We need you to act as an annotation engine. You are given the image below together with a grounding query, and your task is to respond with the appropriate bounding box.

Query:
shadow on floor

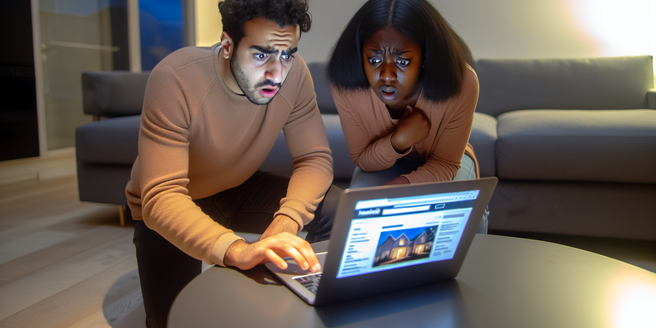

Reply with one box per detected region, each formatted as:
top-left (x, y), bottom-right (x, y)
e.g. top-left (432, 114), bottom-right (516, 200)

top-left (103, 269), bottom-right (145, 327)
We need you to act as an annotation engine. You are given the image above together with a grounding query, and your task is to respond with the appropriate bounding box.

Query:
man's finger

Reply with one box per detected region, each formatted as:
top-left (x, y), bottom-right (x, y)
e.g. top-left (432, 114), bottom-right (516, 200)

top-left (276, 242), bottom-right (311, 271)
top-left (257, 235), bottom-right (306, 268)
top-left (293, 241), bottom-right (321, 272)
top-left (264, 248), bottom-right (288, 269)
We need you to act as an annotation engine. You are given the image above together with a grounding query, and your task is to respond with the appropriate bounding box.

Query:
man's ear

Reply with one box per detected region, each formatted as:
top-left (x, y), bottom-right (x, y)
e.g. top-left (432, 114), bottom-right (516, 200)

top-left (220, 32), bottom-right (233, 59)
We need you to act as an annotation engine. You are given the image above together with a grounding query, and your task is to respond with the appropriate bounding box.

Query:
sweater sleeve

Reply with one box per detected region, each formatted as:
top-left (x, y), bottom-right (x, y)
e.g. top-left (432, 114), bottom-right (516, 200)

top-left (137, 64), bottom-right (243, 267)
top-left (332, 86), bottom-right (410, 172)
top-left (274, 58), bottom-right (334, 229)
top-left (403, 69), bottom-right (480, 183)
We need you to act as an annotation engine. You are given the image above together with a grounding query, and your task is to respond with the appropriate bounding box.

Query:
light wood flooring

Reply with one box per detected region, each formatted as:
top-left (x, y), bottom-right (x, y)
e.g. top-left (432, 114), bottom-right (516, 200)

top-left (1, 175), bottom-right (654, 328)
top-left (0, 175), bottom-right (145, 328)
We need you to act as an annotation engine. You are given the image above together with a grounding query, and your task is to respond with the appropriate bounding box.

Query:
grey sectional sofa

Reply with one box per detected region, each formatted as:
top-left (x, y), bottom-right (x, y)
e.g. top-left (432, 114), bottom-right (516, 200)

top-left (474, 56), bottom-right (656, 240)
top-left (76, 56), bottom-right (656, 240)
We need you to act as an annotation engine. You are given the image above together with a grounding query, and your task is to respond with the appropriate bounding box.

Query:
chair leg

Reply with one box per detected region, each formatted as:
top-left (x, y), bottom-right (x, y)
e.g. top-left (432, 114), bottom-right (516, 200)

top-left (119, 205), bottom-right (126, 227)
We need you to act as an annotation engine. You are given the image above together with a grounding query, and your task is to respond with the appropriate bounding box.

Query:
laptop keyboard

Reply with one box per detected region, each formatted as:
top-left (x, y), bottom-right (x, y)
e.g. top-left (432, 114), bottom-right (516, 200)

top-left (293, 273), bottom-right (322, 294)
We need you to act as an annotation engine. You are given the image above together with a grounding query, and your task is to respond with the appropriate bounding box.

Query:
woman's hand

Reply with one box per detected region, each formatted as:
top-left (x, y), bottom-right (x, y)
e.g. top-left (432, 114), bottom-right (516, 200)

top-left (383, 176), bottom-right (411, 186)
top-left (391, 106), bottom-right (431, 153)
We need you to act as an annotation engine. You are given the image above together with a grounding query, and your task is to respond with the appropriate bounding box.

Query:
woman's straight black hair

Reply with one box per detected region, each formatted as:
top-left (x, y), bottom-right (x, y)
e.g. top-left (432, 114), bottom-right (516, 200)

top-left (327, 0), bottom-right (473, 103)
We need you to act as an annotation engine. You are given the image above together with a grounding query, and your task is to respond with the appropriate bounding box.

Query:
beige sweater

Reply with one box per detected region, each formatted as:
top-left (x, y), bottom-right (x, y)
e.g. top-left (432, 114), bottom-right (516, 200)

top-left (126, 44), bottom-right (333, 266)
top-left (332, 66), bottom-right (480, 182)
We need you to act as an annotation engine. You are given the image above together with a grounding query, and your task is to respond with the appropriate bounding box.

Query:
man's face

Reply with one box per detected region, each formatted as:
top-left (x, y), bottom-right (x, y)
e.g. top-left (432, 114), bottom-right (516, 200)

top-left (362, 27), bottom-right (422, 111)
top-left (230, 16), bottom-right (300, 105)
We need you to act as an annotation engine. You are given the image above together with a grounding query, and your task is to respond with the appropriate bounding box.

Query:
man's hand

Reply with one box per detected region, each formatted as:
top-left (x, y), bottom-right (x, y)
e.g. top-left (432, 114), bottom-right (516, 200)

top-left (223, 215), bottom-right (319, 273)
top-left (223, 232), bottom-right (321, 273)
top-left (391, 106), bottom-right (431, 153)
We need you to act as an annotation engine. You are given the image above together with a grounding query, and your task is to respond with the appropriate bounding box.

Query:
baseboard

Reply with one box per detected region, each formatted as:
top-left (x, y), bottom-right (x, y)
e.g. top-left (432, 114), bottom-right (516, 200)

top-left (0, 148), bottom-right (76, 185)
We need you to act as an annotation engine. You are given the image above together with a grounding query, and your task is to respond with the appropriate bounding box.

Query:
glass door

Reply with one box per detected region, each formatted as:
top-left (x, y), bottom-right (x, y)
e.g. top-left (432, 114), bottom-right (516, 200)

top-left (37, 0), bottom-right (129, 150)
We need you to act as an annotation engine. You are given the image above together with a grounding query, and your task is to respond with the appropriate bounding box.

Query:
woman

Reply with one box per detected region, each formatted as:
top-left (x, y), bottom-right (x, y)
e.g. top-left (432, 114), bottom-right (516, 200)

top-left (327, 0), bottom-right (487, 232)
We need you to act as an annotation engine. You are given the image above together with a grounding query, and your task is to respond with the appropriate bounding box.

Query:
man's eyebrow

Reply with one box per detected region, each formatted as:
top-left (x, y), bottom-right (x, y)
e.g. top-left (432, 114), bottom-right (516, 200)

top-left (250, 46), bottom-right (278, 54)
top-left (282, 47), bottom-right (298, 56)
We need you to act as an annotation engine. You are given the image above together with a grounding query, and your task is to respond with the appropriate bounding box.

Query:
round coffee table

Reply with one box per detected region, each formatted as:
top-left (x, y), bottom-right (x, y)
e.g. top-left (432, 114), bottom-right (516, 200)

top-left (169, 235), bottom-right (656, 328)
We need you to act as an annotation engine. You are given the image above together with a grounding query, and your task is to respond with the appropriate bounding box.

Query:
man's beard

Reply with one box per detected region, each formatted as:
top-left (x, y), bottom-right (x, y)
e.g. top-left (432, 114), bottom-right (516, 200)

top-left (230, 58), bottom-right (281, 105)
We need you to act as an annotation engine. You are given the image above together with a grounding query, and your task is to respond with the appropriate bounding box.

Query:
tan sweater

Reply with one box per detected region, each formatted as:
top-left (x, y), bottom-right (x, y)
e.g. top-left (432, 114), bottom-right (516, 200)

top-left (126, 44), bottom-right (333, 266)
top-left (332, 66), bottom-right (480, 183)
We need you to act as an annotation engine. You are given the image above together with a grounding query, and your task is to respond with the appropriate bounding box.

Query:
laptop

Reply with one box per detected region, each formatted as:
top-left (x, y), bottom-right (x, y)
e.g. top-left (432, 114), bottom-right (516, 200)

top-left (266, 177), bottom-right (497, 306)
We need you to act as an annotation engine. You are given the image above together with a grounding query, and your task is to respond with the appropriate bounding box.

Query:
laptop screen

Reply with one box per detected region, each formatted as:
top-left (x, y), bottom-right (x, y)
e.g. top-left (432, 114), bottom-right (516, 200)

top-left (336, 189), bottom-right (479, 279)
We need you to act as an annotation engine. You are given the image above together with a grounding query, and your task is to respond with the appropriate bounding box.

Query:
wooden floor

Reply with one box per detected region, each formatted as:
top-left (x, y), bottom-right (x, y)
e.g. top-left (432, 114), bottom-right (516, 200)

top-left (0, 175), bottom-right (654, 328)
top-left (0, 176), bottom-right (145, 328)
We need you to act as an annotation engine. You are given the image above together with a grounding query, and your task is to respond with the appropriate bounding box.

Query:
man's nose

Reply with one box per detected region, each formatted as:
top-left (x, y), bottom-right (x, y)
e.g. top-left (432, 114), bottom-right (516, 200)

top-left (264, 58), bottom-right (283, 84)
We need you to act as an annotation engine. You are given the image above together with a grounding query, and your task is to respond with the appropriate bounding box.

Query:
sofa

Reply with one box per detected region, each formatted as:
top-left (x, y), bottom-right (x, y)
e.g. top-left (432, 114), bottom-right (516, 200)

top-left (474, 56), bottom-right (656, 241)
top-left (76, 56), bottom-right (656, 240)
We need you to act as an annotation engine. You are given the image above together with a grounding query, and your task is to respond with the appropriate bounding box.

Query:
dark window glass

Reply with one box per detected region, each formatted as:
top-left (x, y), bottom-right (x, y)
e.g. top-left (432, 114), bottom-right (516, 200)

top-left (139, 0), bottom-right (184, 70)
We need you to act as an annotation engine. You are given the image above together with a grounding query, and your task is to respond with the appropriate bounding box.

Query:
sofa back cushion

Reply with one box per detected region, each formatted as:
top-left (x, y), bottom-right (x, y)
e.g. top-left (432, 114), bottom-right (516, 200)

top-left (83, 63), bottom-right (339, 117)
top-left (475, 56), bottom-right (654, 117)
top-left (307, 62), bottom-right (338, 114)
top-left (82, 71), bottom-right (151, 117)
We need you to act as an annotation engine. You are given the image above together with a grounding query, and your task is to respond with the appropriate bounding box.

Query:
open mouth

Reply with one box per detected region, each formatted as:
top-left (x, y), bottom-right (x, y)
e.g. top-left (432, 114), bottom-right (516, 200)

top-left (379, 86), bottom-right (398, 100)
top-left (259, 86), bottom-right (279, 98)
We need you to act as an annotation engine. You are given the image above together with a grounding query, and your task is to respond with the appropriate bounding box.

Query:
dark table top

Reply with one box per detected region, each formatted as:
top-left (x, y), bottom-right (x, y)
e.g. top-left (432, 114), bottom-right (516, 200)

top-left (169, 234), bottom-right (656, 328)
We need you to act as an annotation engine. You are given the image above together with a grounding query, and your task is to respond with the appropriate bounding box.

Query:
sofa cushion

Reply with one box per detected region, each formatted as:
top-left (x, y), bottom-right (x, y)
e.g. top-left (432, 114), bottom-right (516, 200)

top-left (489, 180), bottom-right (656, 240)
top-left (259, 114), bottom-right (355, 180)
top-left (497, 109), bottom-right (656, 183)
top-left (76, 115), bottom-right (140, 164)
top-left (476, 56), bottom-right (654, 117)
top-left (470, 112), bottom-right (497, 177)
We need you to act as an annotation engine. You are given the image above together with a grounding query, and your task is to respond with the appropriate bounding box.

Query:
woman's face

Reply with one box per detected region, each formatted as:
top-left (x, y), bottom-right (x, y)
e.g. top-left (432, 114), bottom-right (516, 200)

top-left (362, 27), bottom-right (422, 110)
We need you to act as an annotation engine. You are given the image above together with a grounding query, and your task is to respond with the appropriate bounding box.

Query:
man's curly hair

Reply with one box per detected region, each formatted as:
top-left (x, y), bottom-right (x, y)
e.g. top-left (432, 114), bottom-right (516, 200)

top-left (218, 0), bottom-right (312, 50)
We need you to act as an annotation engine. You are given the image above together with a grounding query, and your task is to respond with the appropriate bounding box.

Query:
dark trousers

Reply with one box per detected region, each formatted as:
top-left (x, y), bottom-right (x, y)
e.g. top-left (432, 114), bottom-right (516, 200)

top-left (133, 171), bottom-right (341, 328)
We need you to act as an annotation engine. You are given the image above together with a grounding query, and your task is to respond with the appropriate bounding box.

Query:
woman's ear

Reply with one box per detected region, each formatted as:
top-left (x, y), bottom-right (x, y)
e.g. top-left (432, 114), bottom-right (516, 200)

top-left (220, 32), bottom-right (233, 59)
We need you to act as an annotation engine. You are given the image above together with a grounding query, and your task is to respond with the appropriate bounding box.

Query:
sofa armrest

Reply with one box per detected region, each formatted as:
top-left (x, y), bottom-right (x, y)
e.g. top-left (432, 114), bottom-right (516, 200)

top-left (648, 89), bottom-right (656, 109)
top-left (469, 112), bottom-right (497, 177)
top-left (82, 71), bottom-right (151, 118)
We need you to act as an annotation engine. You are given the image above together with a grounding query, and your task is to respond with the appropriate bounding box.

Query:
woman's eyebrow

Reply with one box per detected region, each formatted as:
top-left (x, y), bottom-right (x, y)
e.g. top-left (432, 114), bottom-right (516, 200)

top-left (365, 48), bottom-right (411, 55)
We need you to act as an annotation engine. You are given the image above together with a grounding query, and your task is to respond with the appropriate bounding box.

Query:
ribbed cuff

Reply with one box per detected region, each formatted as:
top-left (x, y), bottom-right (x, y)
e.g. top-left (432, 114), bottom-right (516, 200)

top-left (210, 233), bottom-right (245, 267)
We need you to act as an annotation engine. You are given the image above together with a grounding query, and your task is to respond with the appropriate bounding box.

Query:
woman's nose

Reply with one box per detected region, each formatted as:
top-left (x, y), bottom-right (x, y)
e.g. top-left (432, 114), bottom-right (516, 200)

top-left (379, 60), bottom-right (396, 82)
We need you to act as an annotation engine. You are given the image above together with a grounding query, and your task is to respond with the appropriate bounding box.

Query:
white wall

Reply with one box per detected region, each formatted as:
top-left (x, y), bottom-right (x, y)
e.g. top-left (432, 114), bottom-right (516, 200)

top-left (298, 0), bottom-right (656, 76)
top-left (195, 0), bottom-right (223, 46)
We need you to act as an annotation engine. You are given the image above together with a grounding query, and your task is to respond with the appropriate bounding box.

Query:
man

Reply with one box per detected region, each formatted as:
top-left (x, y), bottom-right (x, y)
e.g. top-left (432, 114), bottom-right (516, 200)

top-left (125, 1), bottom-right (338, 326)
